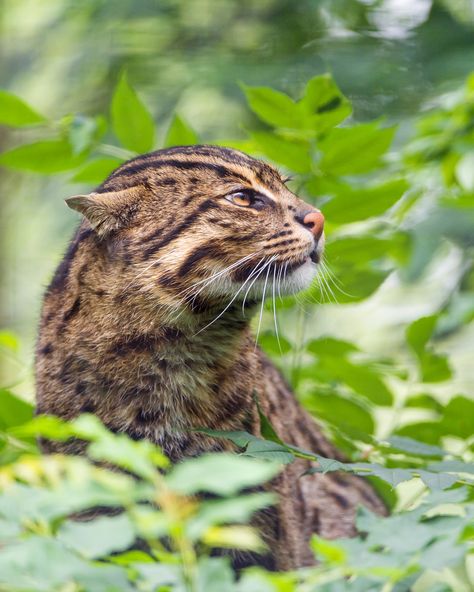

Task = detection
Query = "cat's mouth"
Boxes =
[309,247,320,264]
[286,247,320,273]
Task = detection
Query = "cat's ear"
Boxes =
[65,187,141,237]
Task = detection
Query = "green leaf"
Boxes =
[455,152,474,192]
[311,459,462,490]
[197,428,257,449]
[418,534,467,570]
[0,90,46,127]
[188,492,276,540]
[258,332,292,355]
[327,236,391,266]
[0,390,34,430]
[164,114,198,147]
[245,439,295,464]
[386,436,446,458]
[242,85,303,129]
[300,74,352,132]
[416,352,451,382]
[311,535,347,565]
[12,414,74,441]
[0,537,133,592]
[166,453,280,496]
[416,471,459,490]
[319,122,396,176]
[133,563,180,589]
[111,72,155,153]
[320,179,408,224]
[404,394,443,412]
[67,115,105,155]
[306,337,359,357]
[309,459,415,488]
[255,396,285,445]
[321,236,394,303]
[0,139,88,173]
[58,514,136,559]
[197,557,236,592]
[304,391,375,439]
[406,316,452,383]
[427,460,474,475]
[395,422,445,445]
[441,395,474,439]
[71,414,169,479]
[0,330,19,351]
[406,315,438,357]
[313,357,393,406]
[249,131,311,173]
[71,157,124,184]
[202,525,264,552]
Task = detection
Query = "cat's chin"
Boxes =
[280,257,319,295]
[238,257,319,301]
[192,257,320,304]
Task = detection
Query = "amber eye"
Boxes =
[226,191,252,207]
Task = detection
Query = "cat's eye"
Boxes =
[226,191,253,207]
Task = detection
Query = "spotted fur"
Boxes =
[35,145,386,570]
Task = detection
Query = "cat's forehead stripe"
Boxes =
[115,158,252,184]
[105,145,282,192]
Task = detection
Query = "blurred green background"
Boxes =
[1,0,473,400]
[0,3,474,587]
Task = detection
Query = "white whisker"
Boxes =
[122,256,166,292]
[320,259,353,299]
[272,264,282,354]
[241,257,270,314]
[180,251,258,301]
[254,257,275,348]
[194,256,272,336]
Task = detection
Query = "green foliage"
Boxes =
[164,115,199,148]
[0,71,473,591]
[0,90,46,127]
[0,401,473,592]
[243,74,351,133]
[320,179,408,225]
[71,157,126,184]
[0,139,88,173]
[111,72,156,154]
[406,316,452,383]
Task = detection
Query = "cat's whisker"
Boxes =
[181,251,258,297]
[176,253,257,309]
[166,253,265,327]
[320,259,353,299]
[241,257,269,314]
[254,257,275,348]
[172,251,261,322]
[276,261,284,302]
[319,261,343,304]
[272,264,282,354]
[281,261,289,301]
[320,268,339,304]
[122,256,167,292]
[316,272,331,304]
[193,256,272,336]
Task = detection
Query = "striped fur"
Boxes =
[35,145,386,570]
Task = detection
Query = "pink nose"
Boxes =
[303,210,325,239]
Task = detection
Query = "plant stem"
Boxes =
[97,143,136,160]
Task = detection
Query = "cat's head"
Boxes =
[67,145,324,311]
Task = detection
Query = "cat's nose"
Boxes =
[296,210,325,239]
[303,210,325,239]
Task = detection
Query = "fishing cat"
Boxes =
[35,145,386,570]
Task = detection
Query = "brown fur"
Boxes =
[35,145,386,570]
